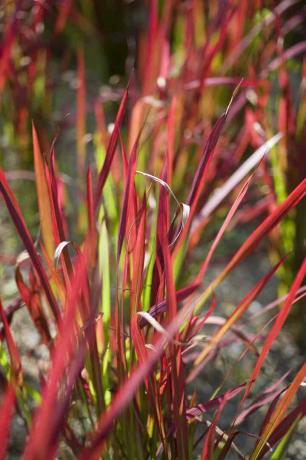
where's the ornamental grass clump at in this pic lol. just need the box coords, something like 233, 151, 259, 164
0, 1, 306, 459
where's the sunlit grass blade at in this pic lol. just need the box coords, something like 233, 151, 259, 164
260, 396, 306, 458
192, 257, 284, 372
32, 123, 55, 257
191, 178, 306, 315
250, 362, 306, 459
94, 87, 129, 210
160, 182, 189, 459
190, 133, 282, 242
22, 250, 91, 460
117, 134, 138, 259
78, 293, 200, 458
194, 175, 252, 285
244, 257, 306, 401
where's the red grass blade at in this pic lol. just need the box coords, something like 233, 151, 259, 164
160, 182, 190, 459
55, 0, 73, 33
194, 175, 252, 285
22, 250, 91, 460
117, 134, 138, 259
234, 371, 290, 426
78, 293, 199, 458
261, 41, 306, 78
130, 194, 147, 312
191, 178, 306, 315
94, 86, 129, 210
0, 384, 15, 459
259, 396, 306, 458
76, 48, 86, 174
187, 112, 227, 210
224, 180, 306, 276
187, 383, 246, 420
250, 362, 306, 459
32, 123, 55, 257
190, 133, 282, 239
222, 0, 298, 70
86, 167, 95, 235
0, 170, 60, 320
15, 267, 52, 346
0, 299, 23, 386
0, 6, 18, 92
138, 282, 200, 328
192, 257, 285, 369
244, 257, 306, 401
